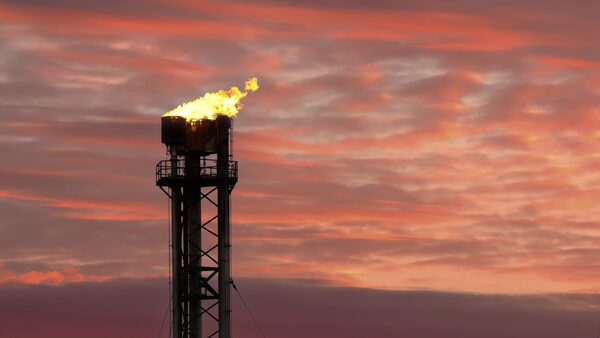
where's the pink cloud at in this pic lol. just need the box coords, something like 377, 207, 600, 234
0, 189, 163, 221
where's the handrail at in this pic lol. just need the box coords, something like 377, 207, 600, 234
156, 159, 238, 182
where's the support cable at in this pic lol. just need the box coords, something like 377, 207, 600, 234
231, 279, 267, 338
157, 297, 171, 338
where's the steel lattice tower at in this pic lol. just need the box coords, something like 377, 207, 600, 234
157, 115, 237, 338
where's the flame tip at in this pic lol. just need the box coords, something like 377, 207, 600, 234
163, 77, 259, 122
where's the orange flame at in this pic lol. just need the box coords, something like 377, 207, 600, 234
163, 77, 259, 121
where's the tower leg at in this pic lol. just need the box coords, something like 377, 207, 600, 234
187, 153, 202, 338
171, 155, 182, 338
218, 182, 231, 338
217, 120, 231, 338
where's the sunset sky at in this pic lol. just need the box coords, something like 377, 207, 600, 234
0, 0, 599, 337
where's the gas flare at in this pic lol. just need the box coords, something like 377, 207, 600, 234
163, 77, 259, 122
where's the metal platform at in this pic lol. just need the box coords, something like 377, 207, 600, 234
156, 158, 238, 187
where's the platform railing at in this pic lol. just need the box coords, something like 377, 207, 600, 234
156, 158, 238, 182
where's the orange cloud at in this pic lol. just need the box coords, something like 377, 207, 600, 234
0, 267, 111, 285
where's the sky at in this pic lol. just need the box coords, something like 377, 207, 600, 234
0, 0, 599, 337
